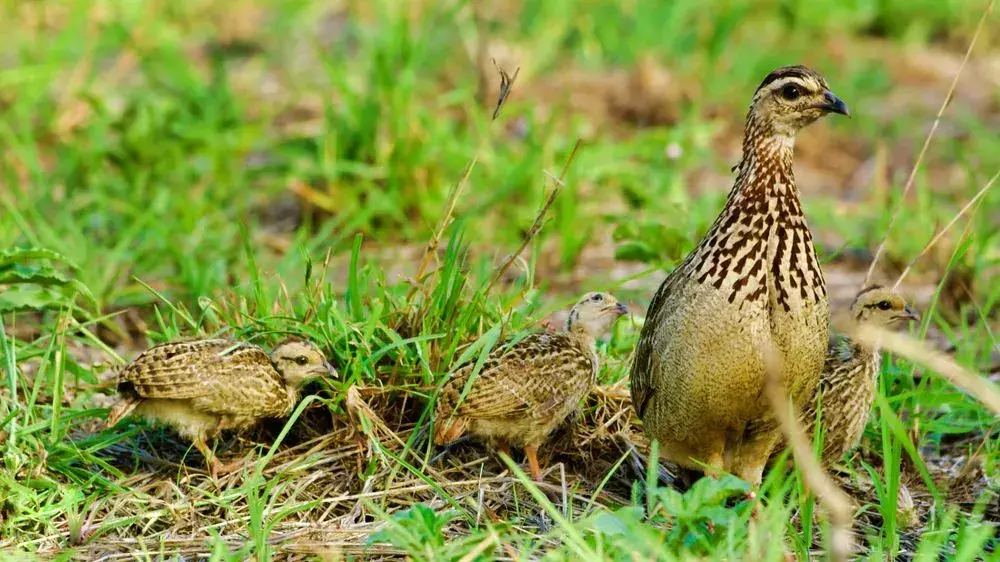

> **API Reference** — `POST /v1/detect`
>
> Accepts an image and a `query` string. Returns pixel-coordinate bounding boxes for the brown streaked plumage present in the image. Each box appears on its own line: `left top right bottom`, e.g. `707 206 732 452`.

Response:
107 337 335 477
804 286 920 465
434 292 628 480
630 65 850 485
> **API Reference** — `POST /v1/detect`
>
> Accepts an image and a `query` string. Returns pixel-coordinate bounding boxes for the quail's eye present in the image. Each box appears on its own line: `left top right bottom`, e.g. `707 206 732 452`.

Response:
295 356 309 365
780 84 802 101
876 301 892 311
591 294 604 302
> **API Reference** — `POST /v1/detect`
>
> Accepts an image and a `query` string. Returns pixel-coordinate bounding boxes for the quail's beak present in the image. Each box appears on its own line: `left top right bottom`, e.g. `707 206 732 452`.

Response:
321 360 338 377
612 303 629 317
898 305 921 322
820 90 850 117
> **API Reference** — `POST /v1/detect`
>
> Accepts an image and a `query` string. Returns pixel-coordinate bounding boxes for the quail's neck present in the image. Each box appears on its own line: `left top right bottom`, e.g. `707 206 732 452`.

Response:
281 386 301 414
852 322 883 355
733 113 797 198
566 324 598 349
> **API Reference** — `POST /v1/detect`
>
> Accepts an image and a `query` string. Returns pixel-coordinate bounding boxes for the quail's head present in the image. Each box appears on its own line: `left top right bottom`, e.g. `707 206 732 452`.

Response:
270 338 336 386
566 292 629 338
750 65 849 136
851 286 920 327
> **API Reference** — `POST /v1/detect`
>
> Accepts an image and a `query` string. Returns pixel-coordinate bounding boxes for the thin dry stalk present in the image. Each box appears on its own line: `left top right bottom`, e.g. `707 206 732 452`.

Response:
865 0 996 284
893 168 1000 289
408 156 483 297
491 59 519 121
848 323 1000 416
761 347 854 561
345 386 410 451
486 139 583 293
408 61 520 299
458 529 501 562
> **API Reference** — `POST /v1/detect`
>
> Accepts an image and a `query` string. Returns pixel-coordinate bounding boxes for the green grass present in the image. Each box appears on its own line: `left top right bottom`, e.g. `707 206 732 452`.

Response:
2 0 999 559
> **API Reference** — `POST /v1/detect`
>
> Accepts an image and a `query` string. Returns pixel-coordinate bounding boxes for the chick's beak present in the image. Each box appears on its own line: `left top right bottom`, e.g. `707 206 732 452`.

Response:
322 360 338 377
899 305 921 322
821 90 850 117
613 303 629 316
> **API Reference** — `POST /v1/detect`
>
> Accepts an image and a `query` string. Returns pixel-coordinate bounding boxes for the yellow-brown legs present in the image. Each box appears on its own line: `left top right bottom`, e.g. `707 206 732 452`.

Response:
524 444 543 481
496 439 511 458
703 450 726 479
194 433 242 479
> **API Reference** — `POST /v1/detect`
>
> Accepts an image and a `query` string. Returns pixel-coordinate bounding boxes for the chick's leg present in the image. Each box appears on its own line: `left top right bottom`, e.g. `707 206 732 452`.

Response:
524 444 543 481
496 439 511 458
731 436 776 521
194 432 243 478
193 433 221 477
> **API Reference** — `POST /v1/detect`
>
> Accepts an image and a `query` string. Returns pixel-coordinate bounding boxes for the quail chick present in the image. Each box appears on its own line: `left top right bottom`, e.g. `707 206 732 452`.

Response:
434 292 628 481
107 337 335 476
630 66 850 485
805 286 920 465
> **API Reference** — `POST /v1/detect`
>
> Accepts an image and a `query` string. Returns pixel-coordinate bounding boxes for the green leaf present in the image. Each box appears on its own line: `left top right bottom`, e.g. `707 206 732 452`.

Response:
0 264 71 286
0 247 80 271
0 285 72 312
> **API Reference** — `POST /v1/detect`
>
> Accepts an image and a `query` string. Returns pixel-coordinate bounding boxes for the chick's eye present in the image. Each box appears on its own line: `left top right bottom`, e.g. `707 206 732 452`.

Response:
591 294 604 302
295 356 309 365
876 301 892 311
780 84 801 101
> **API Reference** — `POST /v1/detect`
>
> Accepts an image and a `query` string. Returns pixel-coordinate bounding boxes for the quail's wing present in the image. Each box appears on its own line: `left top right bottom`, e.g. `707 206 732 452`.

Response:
194 348 289 417
629 268 687 418
443 333 592 421
824 332 855 370
120 339 260 400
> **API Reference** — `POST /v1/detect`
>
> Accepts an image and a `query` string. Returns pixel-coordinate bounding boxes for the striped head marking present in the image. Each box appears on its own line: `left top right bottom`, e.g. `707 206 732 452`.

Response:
749 65 850 136
271 338 336 386
851 286 920 326
566 292 629 338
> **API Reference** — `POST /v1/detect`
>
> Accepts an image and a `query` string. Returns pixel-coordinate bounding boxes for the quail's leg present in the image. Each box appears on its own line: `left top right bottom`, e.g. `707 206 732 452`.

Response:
194 433 243 478
524 444 543 481
703 449 726 479
193 433 221 477
213 416 234 436
496 439 511 458
733 435 778 520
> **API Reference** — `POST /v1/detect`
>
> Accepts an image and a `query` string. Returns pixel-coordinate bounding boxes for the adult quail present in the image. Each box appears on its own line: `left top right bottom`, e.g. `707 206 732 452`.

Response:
107 337 335 476
630 65 850 485
434 292 628 480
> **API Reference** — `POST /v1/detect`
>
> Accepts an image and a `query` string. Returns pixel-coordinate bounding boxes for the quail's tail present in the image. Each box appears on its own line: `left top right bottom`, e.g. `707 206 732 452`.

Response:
433 417 468 446
106 397 140 428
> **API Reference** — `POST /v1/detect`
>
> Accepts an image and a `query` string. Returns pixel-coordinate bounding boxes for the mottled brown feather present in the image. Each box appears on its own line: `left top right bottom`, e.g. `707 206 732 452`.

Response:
434 292 627 479
117 339 289 416
107 337 332 474
435 331 597 447
799 287 919 465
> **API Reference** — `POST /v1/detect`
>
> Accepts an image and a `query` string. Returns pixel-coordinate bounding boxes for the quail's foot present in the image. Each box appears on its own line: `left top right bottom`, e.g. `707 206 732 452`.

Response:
525 444 543 481
210 457 246 479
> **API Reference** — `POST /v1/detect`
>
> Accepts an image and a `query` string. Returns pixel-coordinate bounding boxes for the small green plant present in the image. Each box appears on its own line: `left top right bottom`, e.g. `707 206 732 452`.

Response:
368 503 463 558
577 473 755 558
0 248 93 312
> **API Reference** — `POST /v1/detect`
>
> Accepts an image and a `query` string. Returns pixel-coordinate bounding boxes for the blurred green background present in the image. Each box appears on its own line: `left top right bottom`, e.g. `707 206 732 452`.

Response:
2 0 998 312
